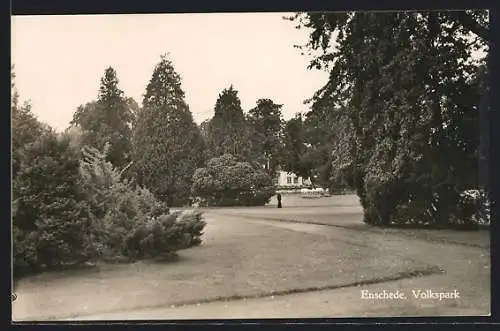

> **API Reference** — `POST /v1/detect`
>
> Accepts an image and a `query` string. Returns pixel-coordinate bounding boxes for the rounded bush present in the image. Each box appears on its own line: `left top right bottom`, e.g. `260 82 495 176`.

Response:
191 154 276 206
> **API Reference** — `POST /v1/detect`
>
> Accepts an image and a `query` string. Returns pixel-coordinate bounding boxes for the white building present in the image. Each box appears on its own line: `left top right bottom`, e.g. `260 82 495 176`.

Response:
276 171 312 187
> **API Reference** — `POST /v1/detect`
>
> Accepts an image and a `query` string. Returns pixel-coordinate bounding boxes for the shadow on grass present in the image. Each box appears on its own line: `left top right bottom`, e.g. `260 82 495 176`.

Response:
13 253 187 285
384 222 489 231
150 252 182 263
225 214 489 249
63 264 444 319
13 262 100 287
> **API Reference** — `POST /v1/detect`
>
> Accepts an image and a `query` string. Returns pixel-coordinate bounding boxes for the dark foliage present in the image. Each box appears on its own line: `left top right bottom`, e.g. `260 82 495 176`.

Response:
205 86 252 161
132 55 206 206
192 154 276 206
13 132 94 272
289 11 489 228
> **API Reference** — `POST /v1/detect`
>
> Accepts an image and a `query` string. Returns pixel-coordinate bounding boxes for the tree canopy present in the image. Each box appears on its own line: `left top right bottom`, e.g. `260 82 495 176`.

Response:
288 11 488 228
205 86 252 161
132 54 205 206
247 98 284 175
70 67 135 168
281 113 313 179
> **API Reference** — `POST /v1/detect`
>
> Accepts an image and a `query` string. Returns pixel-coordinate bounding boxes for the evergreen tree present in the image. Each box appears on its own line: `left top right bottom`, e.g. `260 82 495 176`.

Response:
11 68 48 177
13 131 94 270
206 86 252 160
247 99 284 176
70 67 134 168
132 54 205 206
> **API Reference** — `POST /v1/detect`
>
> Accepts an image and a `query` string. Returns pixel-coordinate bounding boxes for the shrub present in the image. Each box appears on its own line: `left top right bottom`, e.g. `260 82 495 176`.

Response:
191 154 276 206
79 144 206 262
123 211 206 260
453 189 490 229
13 132 95 272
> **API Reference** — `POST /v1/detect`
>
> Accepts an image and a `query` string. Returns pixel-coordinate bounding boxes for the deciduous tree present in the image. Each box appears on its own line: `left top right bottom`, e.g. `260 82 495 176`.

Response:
247 99 284 176
289 11 488 228
281 113 313 178
70 67 134 169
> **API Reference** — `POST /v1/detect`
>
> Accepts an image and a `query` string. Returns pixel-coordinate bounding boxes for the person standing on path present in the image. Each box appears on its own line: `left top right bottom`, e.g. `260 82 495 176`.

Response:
277 193 282 208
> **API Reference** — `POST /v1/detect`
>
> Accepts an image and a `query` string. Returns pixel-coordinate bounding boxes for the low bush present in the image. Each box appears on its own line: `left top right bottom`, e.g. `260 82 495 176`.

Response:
79 144 206 262
191 154 276 206
123 211 206 260
13 137 207 276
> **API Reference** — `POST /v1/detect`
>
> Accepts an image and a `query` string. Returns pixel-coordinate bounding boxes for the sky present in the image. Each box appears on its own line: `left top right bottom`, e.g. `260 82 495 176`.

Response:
11 13 329 132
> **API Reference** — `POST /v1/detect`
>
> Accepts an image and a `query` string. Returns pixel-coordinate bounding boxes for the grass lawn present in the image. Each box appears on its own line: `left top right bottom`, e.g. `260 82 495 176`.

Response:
218 194 490 248
13 213 436 321
13 194 490 320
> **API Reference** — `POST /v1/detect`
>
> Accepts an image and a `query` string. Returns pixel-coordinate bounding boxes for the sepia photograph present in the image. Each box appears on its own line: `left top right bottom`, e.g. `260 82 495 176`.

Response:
11 10 490 321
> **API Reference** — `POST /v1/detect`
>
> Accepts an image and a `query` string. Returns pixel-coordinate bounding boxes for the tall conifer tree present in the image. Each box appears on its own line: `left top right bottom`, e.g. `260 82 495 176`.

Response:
206 86 252 160
132 54 205 206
